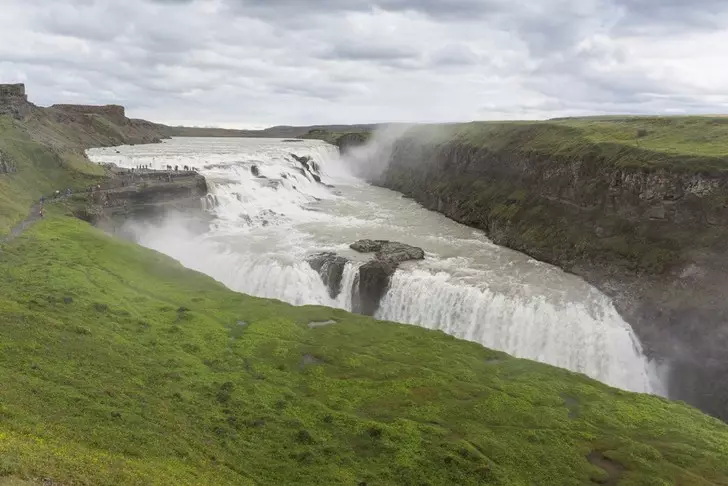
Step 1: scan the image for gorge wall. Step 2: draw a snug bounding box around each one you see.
[80,168,211,239]
[373,122,728,420]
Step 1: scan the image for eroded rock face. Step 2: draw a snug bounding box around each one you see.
[376,131,728,420]
[291,154,325,184]
[307,252,348,299]
[355,259,398,316]
[291,154,312,170]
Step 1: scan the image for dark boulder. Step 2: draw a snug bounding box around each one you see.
[250,165,260,177]
[291,154,312,170]
[307,252,348,299]
[353,259,397,316]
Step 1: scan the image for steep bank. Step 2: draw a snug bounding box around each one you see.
[373,118,728,420]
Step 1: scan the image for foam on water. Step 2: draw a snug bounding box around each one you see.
[88,137,663,395]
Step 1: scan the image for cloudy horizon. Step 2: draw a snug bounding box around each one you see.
[1,0,727,128]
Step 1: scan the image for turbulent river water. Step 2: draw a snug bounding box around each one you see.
[88,137,664,395]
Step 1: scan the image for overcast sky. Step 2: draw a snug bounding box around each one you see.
[1,0,727,128]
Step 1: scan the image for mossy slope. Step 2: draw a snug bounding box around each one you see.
[0,118,105,234]
[1,216,727,485]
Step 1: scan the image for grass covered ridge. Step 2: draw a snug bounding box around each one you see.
[0,216,728,485]
[409,116,728,172]
[0,117,105,235]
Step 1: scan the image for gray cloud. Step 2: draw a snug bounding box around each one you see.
[0,0,726,127]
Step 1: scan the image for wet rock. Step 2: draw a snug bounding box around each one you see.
[309,239,425,316]
[350,239,425,263]
[291,154,312,170]
[307,252,348,299]
[355,259,397,316]
[264,179,282,190]
[312,174,322,183]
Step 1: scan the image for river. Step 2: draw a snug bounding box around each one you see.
[87,136,664,395]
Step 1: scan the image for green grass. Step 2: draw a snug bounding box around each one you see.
[0,116,105,235]
[407,116,728,172]
[0,215,727,485]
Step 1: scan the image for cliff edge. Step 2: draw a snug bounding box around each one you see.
[376,117,728,420]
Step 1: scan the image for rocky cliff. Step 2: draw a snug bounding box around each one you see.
[375,119,728,421]
[52,104,127,125]
[0,83,168,148]
[77,168,210,238]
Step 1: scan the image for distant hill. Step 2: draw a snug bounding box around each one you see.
[162,124,379,139]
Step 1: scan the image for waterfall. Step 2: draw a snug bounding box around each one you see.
[87,137,663,396]
[376,268,653,393]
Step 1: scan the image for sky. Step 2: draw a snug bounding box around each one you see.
[1,0,727,128]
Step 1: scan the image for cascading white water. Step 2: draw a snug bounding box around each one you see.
[377,269,652,392]
[88,137,662,395]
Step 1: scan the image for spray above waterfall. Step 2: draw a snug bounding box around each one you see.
[87,137,664,396]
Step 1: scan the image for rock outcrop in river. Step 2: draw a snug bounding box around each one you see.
[307,240,425,315]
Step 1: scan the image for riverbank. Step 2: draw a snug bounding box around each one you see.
[373,116,728,420]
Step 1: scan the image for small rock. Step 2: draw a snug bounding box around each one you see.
[308,320,337,328]
[301,354,323,366]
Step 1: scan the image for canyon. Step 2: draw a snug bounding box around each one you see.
[362,120,728,420]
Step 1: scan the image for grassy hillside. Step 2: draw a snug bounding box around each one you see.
[0,117,105,235]
[410,116,728,172]
[0,213,727,485]
[2,111,728,484]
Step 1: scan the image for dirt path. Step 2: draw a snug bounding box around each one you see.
[1,204,43,246]
[1,168,201,247]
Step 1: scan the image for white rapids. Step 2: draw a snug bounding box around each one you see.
[88,137,664,395]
